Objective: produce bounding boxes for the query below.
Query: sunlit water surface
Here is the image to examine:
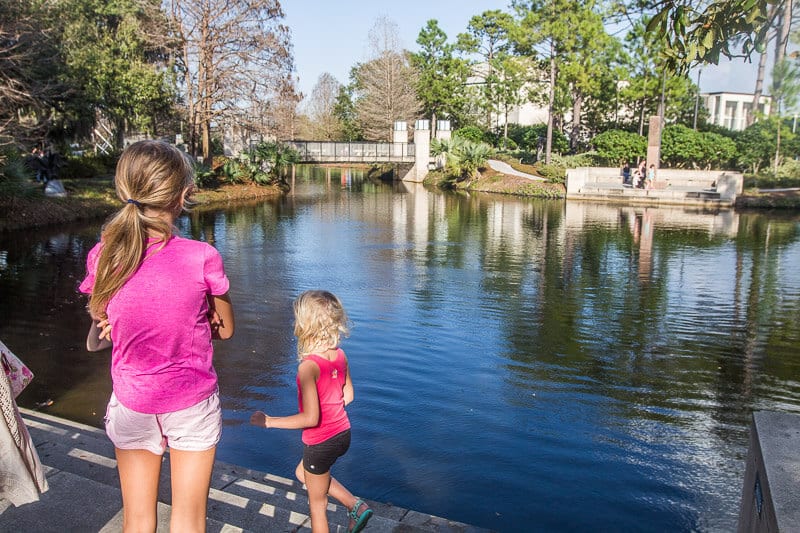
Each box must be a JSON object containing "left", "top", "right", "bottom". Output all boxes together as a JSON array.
[{"left": 2, "top": 166, "right": 799, "bottom": 531}]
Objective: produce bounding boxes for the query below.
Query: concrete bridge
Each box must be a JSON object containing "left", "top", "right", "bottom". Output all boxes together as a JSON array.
[
  {"left": 285, "top": 141, "right": 416, "bottom": 164},
  {"left": 284, "top": 120, "right": 452, "bottom": 182}
]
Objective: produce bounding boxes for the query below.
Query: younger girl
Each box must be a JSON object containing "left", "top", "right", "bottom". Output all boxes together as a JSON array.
[
  {"left": 250, "top": 290, "right": 373, "bottom": 533},
  {"left": 80, "top": 140, "right": 234, "bottom": 532}
]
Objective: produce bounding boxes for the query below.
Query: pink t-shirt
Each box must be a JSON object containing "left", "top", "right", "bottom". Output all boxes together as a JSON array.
[
  {"left": 298, "top": 349, "right": 351, "bottom": 445},
  {"left": 80, "top": 236, "right": 230, "bottom": 414}
]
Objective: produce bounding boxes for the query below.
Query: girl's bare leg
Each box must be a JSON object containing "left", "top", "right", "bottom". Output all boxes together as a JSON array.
[
  {"left": 301, "top": 465, "right": 332, "bottom": 533},
  {"left": 115, "top": 448, "right": 162, "bottom": 533},
  {"left": 169, "top": 447, "right": 216, "bottom": 533},
  {"left": 295, "top": 461, "right": 358, "bottom": 511}
]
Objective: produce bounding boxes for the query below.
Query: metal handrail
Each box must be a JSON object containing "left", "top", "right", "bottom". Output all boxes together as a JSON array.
[{"left": 285, "top": 141, "right": 416, "bottom": 163}]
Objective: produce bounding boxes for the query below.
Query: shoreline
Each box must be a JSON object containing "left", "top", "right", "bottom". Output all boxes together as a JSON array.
[
  {"left": 0, "top": 181, "right": 283, "bottom": 233},
  {"left": 2, "top": 173, "right": 798, "bottom": 234}
]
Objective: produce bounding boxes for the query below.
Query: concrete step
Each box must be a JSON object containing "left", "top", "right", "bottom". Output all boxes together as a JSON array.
[{"left": 3, "top": 409, "right": 489, "bottom": 533}]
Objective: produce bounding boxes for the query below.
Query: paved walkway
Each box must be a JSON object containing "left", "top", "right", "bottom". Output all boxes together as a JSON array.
[
  {"left": 1, "top": 409, "right": 490, "bottom": 533},
  {"left": 486, "top": 160, "right": 544, "bottom": 181}
]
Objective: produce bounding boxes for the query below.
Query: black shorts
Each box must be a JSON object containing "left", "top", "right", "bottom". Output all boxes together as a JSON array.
[{"left": 303, "top": 429, "right": 351, "bottom": 475}]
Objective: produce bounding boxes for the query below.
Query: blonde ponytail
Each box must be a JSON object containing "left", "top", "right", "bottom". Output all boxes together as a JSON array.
[{"left": 88, "top": 141, "right": 193, "bottom": 319}]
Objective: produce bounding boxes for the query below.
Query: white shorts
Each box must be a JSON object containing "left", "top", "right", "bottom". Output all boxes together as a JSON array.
[{"left": 104, "top": 392, "right": 222, "bottom": 455}]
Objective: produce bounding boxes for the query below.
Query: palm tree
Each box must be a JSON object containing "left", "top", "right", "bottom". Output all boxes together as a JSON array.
[{"left": 431, "top": 136, "right": 494, "bottom": 181}]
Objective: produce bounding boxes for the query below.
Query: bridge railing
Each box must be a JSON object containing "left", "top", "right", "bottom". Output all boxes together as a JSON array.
[{"left": 286, "top": 141, "right": 415, "bottom": 163}]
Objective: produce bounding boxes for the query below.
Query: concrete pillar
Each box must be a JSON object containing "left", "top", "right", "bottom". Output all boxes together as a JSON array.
[
  {"left": 411, "top": 119, "right": 431, "bottom": 182},
  {"left": 717, "top": 172, "right": 744, "bottom": 202},
  {"left": 737, "top": 411, "right": 800, "bottom": 532},
  {"left": 565, "top": 167, "right": 589, "bottom": 197},
  {"left": 434, "top": 120, "right": 451, "bottom": 169},
  {"left": 392, "top": 121, "right": 407, "bottom": 158},
  {"left": 646, "top": 115, "right": 661, "bottom": 174},
  {"left": 435, "top": 120, "right": 451, "bottom": 140}
]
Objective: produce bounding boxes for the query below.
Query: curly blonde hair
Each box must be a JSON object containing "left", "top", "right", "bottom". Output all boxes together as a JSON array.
[{"left": 293, "top": 290, "right": 350, "bottom": 359}]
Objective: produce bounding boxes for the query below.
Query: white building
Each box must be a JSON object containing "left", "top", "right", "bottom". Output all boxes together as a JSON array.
[
  {"left": 466, "top": 60, "right": 549, "bottom": 129},
  {"left": 701, "top": 92, "right": 771, "bottom": 131}
]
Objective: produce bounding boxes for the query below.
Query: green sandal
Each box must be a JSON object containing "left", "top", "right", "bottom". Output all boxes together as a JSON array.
[{"left": 348, "top": 498, "right": 373, "bottom": 533}]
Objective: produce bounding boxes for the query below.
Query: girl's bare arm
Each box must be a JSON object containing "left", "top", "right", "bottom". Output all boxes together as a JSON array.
[
  {"left": 250, "top": 360, "right": 320, "bottom": 429},
  {"left": 208, "top": 292, "right": 235, "bottom": 340},
  {"left": 343, "top": 361, "right": 354, "bottom": 406}
]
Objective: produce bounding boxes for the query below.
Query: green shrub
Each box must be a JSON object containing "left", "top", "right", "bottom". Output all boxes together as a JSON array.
[
  {"left": 552, "top": 152, "right": 601, "bottom": 168},
  {"left": 522, "top": 124, "right": 569, "bottom": 155},
  {"left": 454, "top": 126, "right": 489, "bottom": 144},
  {"left": 777, "top": 159, "right": 800, "bottom": 179},
  {"left": 60, "top": 153, "right": 117, "bottom": 179},
  {"left": 219, "top": 141, "right": 299, "bottom": 186},
  {"left": 432, "top": 136, "right": 494, "bottom": 181},
  {"left": 496, "top": 136, "right": 518, "bottom": 150},
  {"left": 194, "top": 162, "right": 218, "bottom": 188},
  {"left": 735, "top": 119, "right": 800, "bottom": 174},
  {"left": 0, "top": 152, "right": 36, "bottom": 197},
  {"left": 590, "top": 130, "right": 646, "bottom": 166},
  {"left": 536, "top": 163, "right": 566, "bottom": 184},
  {"left": 743, "top": 161, "right": 800, "bottom": 188},
  {"left": 661, "top": 124, "right": 737, "bottom": 169}
]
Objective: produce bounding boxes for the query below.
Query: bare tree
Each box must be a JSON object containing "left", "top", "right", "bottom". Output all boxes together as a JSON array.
[
  {"left": 0, "top": 0, "right": 66, "bottom": 148},
  {"left": 305, "top": 73, "right": 343, "bottom": 140},
  {"left": 354, "top": 17, "right": 421, "bottom": 142},
  {"left": 167, "top": 0, "right": 295, "bottom": 160},
  {"left": 265, "top": 75, "right": 303, "bottom": 141}
]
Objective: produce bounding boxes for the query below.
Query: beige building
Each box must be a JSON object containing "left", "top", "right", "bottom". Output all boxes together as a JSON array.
[{"left": 702, "top": 92, "right": 771, "bottom": 131}]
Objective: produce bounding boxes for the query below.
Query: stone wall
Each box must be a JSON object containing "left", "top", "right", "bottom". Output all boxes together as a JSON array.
[{"left": 566, "top": 167, "right": 744, "bottom": 202}]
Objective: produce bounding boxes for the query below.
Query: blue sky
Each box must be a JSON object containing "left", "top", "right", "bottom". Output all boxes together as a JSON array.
[{"left": 283, "top": 0, "right": 762, "bottom": 101}]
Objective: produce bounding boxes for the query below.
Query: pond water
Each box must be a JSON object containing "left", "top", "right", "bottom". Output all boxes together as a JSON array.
[{"left": 2, "top": 166, "right": 800, "bottom": 531}]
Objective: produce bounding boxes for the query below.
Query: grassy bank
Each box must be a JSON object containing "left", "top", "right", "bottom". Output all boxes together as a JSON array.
[
  {"left": 735, "top": 188, "right": 800, "bottom": 209},
  {"left": 0, "top": 178, "right": 282, "bottom": 233},
  {"left": 424, "top": 167, "right": 566, "bottom": 198}
]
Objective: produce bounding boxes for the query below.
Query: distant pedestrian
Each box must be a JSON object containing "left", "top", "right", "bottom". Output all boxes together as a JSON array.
[
  {"left": 632, "top": 169, "right": 642, "bottom": 188},
  {"left": 646, "top": 164, "right": 655, "bottom": 189},
  {"left": 621, "top": 162, "right": 631, "bottom": 185},
  {"left": 251, "top": 290, "right": 373, "bottom": 533},
  {"left": 80, "top": 140, "right": 235, "bottom": 532}
]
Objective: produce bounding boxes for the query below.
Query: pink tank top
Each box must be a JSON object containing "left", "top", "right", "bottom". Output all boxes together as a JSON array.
[{"left": 298, "top": 349, "right": 351, "bottom": 445}]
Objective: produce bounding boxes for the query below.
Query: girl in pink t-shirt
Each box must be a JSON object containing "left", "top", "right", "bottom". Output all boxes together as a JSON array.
[
  {"left": 81, "top": 140, "right": 235, "bottom": 533},
  {"left": 250, "top": 290, "right": 372, "bottom": 533}
]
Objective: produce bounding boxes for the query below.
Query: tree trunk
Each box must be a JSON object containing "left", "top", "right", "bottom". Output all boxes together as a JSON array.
[
  {"left": 545, "top": 41, "right": 555, "bottom": 165},
  {"left": 771, "top": 0, "right": 793, "bottom": 116},
  {"left": 200, "top": 10, "right": 211, "bottom": 161},
  {"left": 638, "top": 98, "right": 646, "bottom": 136},
  {"left": 571, "top": 91, "right": 582, "bottom": 152},
  {"left": 751, "top": 48, "right": 768, "bottom": 125},
  {"left": 202, "top": 119, "right": 211, "bottom": 162},
  {"left": 775, "top": 0, "right": 792, "bottom": 65},
  {"left": 658, "top": 67, "right": 667, "bottom": 124},
  {"left": 503, "top": 104, "right": 509, "bottom": 149},
  {"left": 775, "top": 116, "right": 782, "bottom": 176}
]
